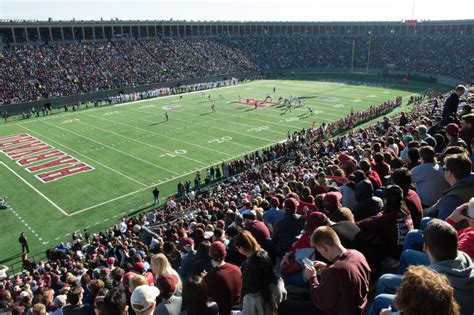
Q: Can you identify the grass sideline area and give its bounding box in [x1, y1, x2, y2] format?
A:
[0, 75, 448, 271]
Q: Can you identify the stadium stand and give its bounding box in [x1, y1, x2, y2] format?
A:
[1, 35, 473, 105]
[1, 19, 474, 315]
[1, 83, 473, 314]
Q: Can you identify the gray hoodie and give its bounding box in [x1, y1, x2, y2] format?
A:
[430, 251, 474, 315]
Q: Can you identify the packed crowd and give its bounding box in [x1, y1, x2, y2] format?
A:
[1, 84, 473, 315]
[2, 35, 473, 105]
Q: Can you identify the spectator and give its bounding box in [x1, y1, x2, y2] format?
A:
[32, 303, 47, 315]
[238, 250, 286, 315]
[442, 85, 466, 121]
[380, 266, 460, 315]
[155, 274, 182, 315]
[189, 241, 213, 277]
[373, 219, 474, 315]
[272, 198, 305, 257]
[352, 179, 383, 221]
[443, 124, 468, 152]
[178, 238, 196, 279]
[263, 197, 283, 233]
[426, 153, 474, 220]
[62, 286, 95, 315]
[203, 241, 242, 315]
[242, 210, 271, 246]
[150, 254, 182, 294]
[391, 168, 423, 228]
[130, 285, 160, 315]
[180, 276, 218, 315]
[359, 159, 382, 190]
[102, 287, 127, 315]
[323, 191, 355, 223]
[303, 226, 371, 315]
[459, 114, 474, 153]
[411, 146, 449, 207]
[357, 185, 413, 263]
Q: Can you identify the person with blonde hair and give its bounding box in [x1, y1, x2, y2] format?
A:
[150, 253, 182, 294]
[32, 303, 47, 315]
[380, 265, 460, 315]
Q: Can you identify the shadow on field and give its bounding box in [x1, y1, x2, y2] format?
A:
[127, 204, 154, 217]
[244, 108, 257, 112]
[200, 112, 213, 116]
[0, 253, 23, 264]
[148, 121, 167, 126]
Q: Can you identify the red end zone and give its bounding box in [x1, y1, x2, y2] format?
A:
[230, 98, 278, 108]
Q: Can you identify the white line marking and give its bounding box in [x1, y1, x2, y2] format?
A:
[75, 119, 209, 166]
[0, 82, 246, 129]
[20, 125, 148, 187]
[1, 161, 69, 216]
[68, 139, 285, 216]
[38, 120, 180, 176]
[82, 112, 234, 159]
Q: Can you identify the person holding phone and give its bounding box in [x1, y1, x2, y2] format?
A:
[302, 226, 371, 315]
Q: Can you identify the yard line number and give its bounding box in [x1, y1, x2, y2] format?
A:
[159, 149, 187, 158]
[208, 136, 232, 144]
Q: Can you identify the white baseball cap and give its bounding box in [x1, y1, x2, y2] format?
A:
[131, 285, 160, 312]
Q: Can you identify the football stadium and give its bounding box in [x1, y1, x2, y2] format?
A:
[0, 1, 473, 314]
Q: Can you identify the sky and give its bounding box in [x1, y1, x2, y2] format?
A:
[1, 0, 473, 22]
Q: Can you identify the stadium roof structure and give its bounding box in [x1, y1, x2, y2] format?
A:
[1, 18, 473, 45]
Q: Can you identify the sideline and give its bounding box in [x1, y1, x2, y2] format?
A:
[0, 162, 68, 216]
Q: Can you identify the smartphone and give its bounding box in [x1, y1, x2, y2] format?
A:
[302, 257, 313, 267]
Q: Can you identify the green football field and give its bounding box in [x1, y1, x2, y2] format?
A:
[0, 75, 445, 271]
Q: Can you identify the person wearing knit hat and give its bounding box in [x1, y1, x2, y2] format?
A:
[155, 274, 182, 315]
[204, 241, 242, 315]
[178, 237, 196, 279]
[242, 209, 271, 246]
[443, 123, 468, 153]
[272, 198, 306, 257]
[323, 191, 355, 223]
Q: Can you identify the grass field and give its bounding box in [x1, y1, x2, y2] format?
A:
[0, 74, 445, 270]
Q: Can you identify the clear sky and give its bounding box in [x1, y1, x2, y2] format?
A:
[1, 0, 473, 22]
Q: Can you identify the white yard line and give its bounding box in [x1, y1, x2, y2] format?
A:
[80, 112, 235, 158]
[20, 125, 149, 187]
[75, 120, 209, 166]
[0, 161, 68, 217]
[109, 110, 262, 149]
[9, 206, 49, 245]
[0, 82, 249, 129]
[126, 106, 281, 142]
[39, 120, 181, 176]
[68, 138, 285, 216]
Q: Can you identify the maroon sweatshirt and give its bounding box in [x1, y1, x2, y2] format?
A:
[308, 249, 371, 315]
[204, 262, 242, 315]
[404, 189, 423, 229]
[357, 211, 413, 259]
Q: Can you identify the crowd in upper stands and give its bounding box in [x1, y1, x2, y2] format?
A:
[1, 35, 473, 105]
[1, 82, 473, 314]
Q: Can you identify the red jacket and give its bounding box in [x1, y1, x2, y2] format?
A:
[446, 218, 474, 258]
